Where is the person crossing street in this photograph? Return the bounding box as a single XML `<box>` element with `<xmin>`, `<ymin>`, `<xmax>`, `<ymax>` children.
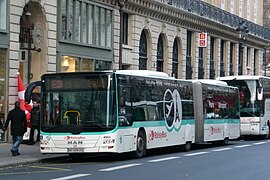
<box><xmin>3</xmin><ymin>101</ymin><xmax>27</xmax><ymax>156</ymax></box>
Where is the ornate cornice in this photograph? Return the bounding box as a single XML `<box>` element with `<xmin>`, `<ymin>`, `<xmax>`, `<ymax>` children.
<box><xmin>125</xmin><ymin>0</ymin><xmax>269</xmax><ymax>48</ymax></box>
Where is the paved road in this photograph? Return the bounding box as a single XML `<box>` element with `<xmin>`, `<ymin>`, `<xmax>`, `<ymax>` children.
<box><xmin>1</xmin><ymin>139</ymin><xmax>270</xmax><ymax>180</ymax></box>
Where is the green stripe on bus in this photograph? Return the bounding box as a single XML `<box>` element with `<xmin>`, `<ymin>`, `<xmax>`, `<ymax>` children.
<box><xmin>119</xmin><ymin>119</ymin><xmax>195</xmax><ymax>129</ymax></box>
<box><xmin>204</xmin><ymin>119</ymin><xmax>240</xmax><ymax>124</ymax></box>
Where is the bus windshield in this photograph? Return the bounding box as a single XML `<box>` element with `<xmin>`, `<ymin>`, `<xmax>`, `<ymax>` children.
<box><xmin>225</xmin><ymin>80</ymin><xmax>259</xmax><ymax>117</ymax></box>
<box><xmin>41</xmin><ymin>74</ymin><xmax>116</xmax><ymax>133</ymax></box>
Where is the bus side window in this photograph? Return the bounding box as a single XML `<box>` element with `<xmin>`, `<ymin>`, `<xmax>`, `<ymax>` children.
<box><xmin>133</xmin><ymin>107</ymin><xmax>146</xmax><ymax>121</ymax></box>
<box><xmin>119</xmin><ymin>84</ymin><xmax>133</xmax><ymax>126</ymax></box>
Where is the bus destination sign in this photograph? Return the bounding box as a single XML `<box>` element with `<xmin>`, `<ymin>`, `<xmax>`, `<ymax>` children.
<box><xmin>47</xmin><ymin>77</ymin><xmax>108</xmax><ymax>90</ymax></box>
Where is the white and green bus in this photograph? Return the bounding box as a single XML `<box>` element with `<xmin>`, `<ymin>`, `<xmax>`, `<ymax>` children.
<box><xmin>25</xmin><ymin>70</ymin><xmax>240</xmax><ymax>158</ymax></box>
<box><xmin>218</xmin><ymin>75</ymin><xmax>270</xmax><ymax>138</ymax></box>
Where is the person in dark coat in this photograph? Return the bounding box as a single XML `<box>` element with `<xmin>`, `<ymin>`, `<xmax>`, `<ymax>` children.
<box><xmin>28</xmin><ymin>100</ymin><xmax>40</xmax><ymax>145</ymax></box>
<box><xmin>3</xmin><ymin>101</ymin><xmax>27</xmax><ymax>156</ymax></box>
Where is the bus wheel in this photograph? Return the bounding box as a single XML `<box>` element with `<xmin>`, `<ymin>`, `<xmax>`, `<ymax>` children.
<box><xmin>134</xmin><ymin>130</ymin><xmax>146</xmax><ymax>158</ymax></box>
<box><xmin>221</xmin><ymin>138</ymin><xmax>229</xmax><ymax>146</ymax></box>
<box><xmin>267</xmin><ymin>121</ymin><xmax>270</xmax><ymax>139</ymax></box>
<box><xmin>183</xmin><ymin>142</ymin><xmax>192</xmax><ymax>152</ymax></box>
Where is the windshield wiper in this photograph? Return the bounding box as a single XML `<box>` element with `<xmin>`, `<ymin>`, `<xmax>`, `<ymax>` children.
<box><xmin>86</xmin><ymin>122</ymin><xmax>105</xmax><ymax>129</ymax></box>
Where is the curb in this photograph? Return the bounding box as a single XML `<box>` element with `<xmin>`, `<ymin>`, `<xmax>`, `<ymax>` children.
<box><xmin>0</xmin><ymin>155</ymin><xmax>68</xmax><ymax>169</ymax></box>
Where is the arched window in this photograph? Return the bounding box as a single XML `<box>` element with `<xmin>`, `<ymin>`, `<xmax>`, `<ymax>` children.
<box><xmin>186</xmin><ymin>30</ymin><xmax>192</xmax><ymax>79</ymax></box>
<box><xmin>210</xmin><ymin>37</ymin><xmax>215</xmax><ymax>79</ymax></box>
<box><xmin>198</xmin><ymin>47</ymin><xmax>204</xmax><ymax>79</ymax></box>
<box><xmin>156</xmin><ymin>35</ymin><xmax>164</xmax><ymax>72</ymax></box>
<box><xmin>172</xmin><ymin>39</ymin><xmax>179</xmax><ymax>78</ymax></box>
<box><xmin>220</xmin><ymin>40</ymin><xmax>225</xmax><ymax>77</ymax></box>
<box><xmin>139</xmin><ymin>30</ymin><xmax>147</xmax><ymax>70</ymax></box>
<box><xmin>229</xmin><ymin>43</ymin><xmax>234</xmax><ymax>76</ymax></box>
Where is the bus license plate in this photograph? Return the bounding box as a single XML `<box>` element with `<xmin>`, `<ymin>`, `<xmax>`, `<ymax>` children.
<box><xmin>67</xmin><ymin>148</ymin><xmax>84</xmax><ymax>153</ymax></box>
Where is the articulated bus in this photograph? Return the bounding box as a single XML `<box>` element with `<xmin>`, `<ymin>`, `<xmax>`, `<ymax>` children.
<box><xmin>218</xmin><ymin>76</ymin><xmax>270</xmax><ymax>138</ymax></box>
<box><xmin>25</xmin><ymin>70</ymin><xmax>240</xmax><ymax>158</ymax></box>
<box><xmin>192</xmin><ymin>80</ymin><xmax>240</xmax><ymax>144</ymax></box>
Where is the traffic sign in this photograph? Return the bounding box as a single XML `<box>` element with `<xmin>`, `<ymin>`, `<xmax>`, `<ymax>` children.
<box><xmin>199</xmin><ymin>32</ymin><xmax>207</xmax><ymax>47</ymax></box>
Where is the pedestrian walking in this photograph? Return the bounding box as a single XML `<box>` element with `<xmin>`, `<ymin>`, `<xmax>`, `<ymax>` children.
<box><xmin>28</xmin><ymin>100</ymin><xmax>40</xmax><ymax>145</ymax></box>
<box><xmin>0</xmin><ymin>113</ymin><xmax>4</xmax><ymax>141</ymax></box>
<box><xmin>3</xmin><ymin>101</ymin><xmax>27</xmax><ymax>156</ymax></box>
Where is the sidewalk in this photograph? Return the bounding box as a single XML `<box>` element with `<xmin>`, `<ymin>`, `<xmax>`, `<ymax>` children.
<box><xmin>0</xmin><ymin>142</ymin><xmax>67</xmax><ymax>168</ymax></box>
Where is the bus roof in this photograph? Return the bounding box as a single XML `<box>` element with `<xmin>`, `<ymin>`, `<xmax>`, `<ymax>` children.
<box><xmin>115</xmin><ymin>70</ymin><xmax>170</xmax><ymax>78</ymax></box>
<box><xmin>41</xmin><ymin>70</ymin><xmax>170</xmax><ymax>79</ymax></box>
<box><xmin>217</xmin><ymin>75</ymin><xmax>270</xmax><ymax>81</ymax></box>
<box><xmin>191</xmin><ymin>79</ymin><xmax>228</xmax><ymax>86</ymax></box>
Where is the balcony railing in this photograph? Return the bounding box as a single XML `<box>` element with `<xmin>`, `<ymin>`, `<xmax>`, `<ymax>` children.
<box><xmin>155</xmin><ymin>0</ymin><xmax>270</xmax><ymax>40</ymax></box>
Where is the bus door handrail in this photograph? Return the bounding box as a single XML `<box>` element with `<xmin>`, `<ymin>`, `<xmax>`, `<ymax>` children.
<box><xmin>63</xmin><ymin>110</ymin><xmax>81</xmax><ymax>125</ymax></box>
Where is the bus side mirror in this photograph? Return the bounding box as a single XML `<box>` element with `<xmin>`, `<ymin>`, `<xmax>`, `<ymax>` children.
<box><xmin>257</xmin><ymin>87</ymin><xmax>263</xmax><ymax>101</ymax></box>
<box><xmin>118</xmin><ymin>86</ymin><xmax>125</xmax><ymax>107</ymax></box>
<box><xmin>25</xmin><ymin>81</ymin><xmax>41</xmax><ymax>104</ymax></box>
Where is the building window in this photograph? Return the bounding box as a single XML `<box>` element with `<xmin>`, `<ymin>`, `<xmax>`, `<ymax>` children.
<box><xmin>220</xmin><ymin>40</ymin><xmax>225</xmax><ymax>77</ymax></box>
<box><xmin>123</xmin><ymin>13</ymin><xmax>128</xmax><ymax>45</ymax></box>
<box><xmin>172</xmin><ymin>39</ymin><xmax>179</xmax><ymax>78</ymax></box>
<box><xmin>198</xmin><ymin>47</ymin><xmax>204</xmax><ymax>79</ymax></box>
<box><xmin>246</xmin><ymin>47</ymin><xmax>250</xmax><ymax>66</ymax></box>
<box><xmin>0</xmin><ymin>0</ymin><xmax>7</xmax><ymax>30</ymax></box>
<box><xmin>186</xmin><ymin>30</ymin><xmax>192</xmax><ymax>79</ymax></box>
<box><xmin>156</xmin><ymin>35</ymin><xmax>164</xmax><ymax>72</ymax></box>
<box><xmin>210</xmin><ymin>37</ymin><xmax>215</xmax><ymax>79</ymax></box>
<box><xmin>95</xmin><ymin>60</ymin><xmax>111</xmax><ymax>71</ymax></box>
<box><xmin>81</xmin><ymin>3</ymin><xmax>87</xmax><ymax>43</ymax></box>
<box><xmin>254</xmin><ymin>49</ymin><xmax>257</xmax><ymax>75</ymax></box>
<box><xmin>139</xmin><ymin>30</ymin><xmax>147</xmax><ymax>70</ymax></box>
<box><xmin>238</xmin><ymin>45</ymin><xmax>243</xmax><ymax>75</ymax></box>
<box><xmin>105</xmin><ymin>9</ymin><xmax>112</xmax><ymax>47</ymax></box>
<box><xmin>88</xmin><ymin>5</ymin><xmax>94</xmax><ymax>44</ymax></box>
<box><xmin>60</xmin><ymin>0</ymin><xmax>112</xmax><ymax>48</ymax></box>
<box><xmin>74</xmin><ymin>1</ymin><xmax>80</xmax><ymax>42</ymax></box>
<box><xmin>229</xmin><ymin>43</ymin><xmax>234</xmax><ymax>76</ymax></box>
<box><xmin>60</xmin><ymin>55</ymin><xmax>111</xmax><ymax>72</ymax></box>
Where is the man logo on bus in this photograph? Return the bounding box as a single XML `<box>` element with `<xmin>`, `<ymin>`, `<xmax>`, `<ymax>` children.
<box><xmin>163</xmin><ymin>89</ymin><xmax>182</xmax><ymax>132</ymax></box>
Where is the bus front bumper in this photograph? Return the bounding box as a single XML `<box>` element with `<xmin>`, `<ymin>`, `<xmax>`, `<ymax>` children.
<box><xmin>240</xmin><ymin>123</ymin><xmax>268</xmax><ymax>136</ymax></box>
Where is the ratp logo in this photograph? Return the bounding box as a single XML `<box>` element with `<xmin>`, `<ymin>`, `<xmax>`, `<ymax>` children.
<box><xmin>65</xmin><ymin>136</ymin><xmax>71</xmax><ymax>140</ymax></box>
<box><xmin>163</xmin><ymin>89</ymin><xmax>182</xmax><ymax>132</ymax></box>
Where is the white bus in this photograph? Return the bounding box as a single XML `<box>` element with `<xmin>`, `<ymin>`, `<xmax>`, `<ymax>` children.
<box><xmin>25</xmin><ymin>70</ymin><xmax>240</xmax><ymax>158</ymax></box>
<box><xmin>218</xmin><ymin>76</ymin><xmax>270</xmax><ymax>138</ymax></box>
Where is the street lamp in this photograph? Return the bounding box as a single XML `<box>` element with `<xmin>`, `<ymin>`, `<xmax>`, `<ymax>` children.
<box><xmin>19</xmin><ymin>5</ymin><xmax>34</xmax><ymax>84</ymax></box>
<box><xmin>118</xmin><ymin>0</ymin><xmax>127</xmax><ymax>70</ymax></box>
<box><xmin>264</xmin><ymin>47</ymin><xmax>267</xmax><ymax>76</ymax></box>
<box><xmin>236</xmin><ymin>20</ymin><xmax>249</xmax><ymax>75</ymax></box>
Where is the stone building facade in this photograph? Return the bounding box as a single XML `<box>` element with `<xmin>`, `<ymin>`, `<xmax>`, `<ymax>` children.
<box><xmin>263</xmin><ymin>0</ymin><xmax>270</xmax><ymax>76</ymax></box>
<box><xmin>0</xmin><ymin>0</ymin><xmax>270</xmax><ymax>142</ymax></box>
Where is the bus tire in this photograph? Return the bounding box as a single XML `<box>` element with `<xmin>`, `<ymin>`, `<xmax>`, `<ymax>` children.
<box><xmin>221</xmin><ymin>138</ymin><xmax>229</xmax><ymax>146</ymax></box>
<box><xmin>133</xmin><ymin>130</ymin><xmax>146</xmax><ymax>158</ymax></box>
<box><xmin>183</xmin><ymin>141</ymin><xmax>192</xmax><ymax>152</ymax></box>
<box><xmin>267</xmin><ymin>120</ymin><xmax>270</xmax><ymax>139</ymax></box>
